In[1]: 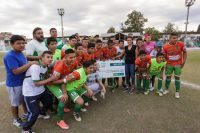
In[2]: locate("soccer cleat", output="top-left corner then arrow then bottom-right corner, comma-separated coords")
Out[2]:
57,120 -> 69,130
92,96 -> 98,101
64,108 -> 71,113
73,112 -> 82,122
80,108 -> 87,112
38,114 -> 50,119
175,92 -> 180,99
13,118 -> 22,128
158,92 -> 163,96
144,90 -> 150,95
150,87 -> 155,91
163,90 -> 169,95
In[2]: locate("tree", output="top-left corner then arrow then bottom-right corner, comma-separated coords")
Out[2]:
107,27 -> 116,33
121,10 -> 148,33
197,24 -> 200,33
144,27 -> 161,41
163,23 -> 176,33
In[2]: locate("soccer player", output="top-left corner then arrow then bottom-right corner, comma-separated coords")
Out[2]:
46,37 -> 65,62
82,42 -> 96,62
26,27 -> 48,61
135,50 -> 151,95
162,33 -> 187,98
65,60 -> 94,122
149,53 -> 166,96
47,49 -> 78,129
86,59 -> 106,101
62,35 -> 77,50
102,40 -> 117,92
135,38 -> 146,58
22,51 -> 58,133
75,43 -> 84,67
81,37 -> 88,52
3,35 -> 37,128
94,39 -> 104,61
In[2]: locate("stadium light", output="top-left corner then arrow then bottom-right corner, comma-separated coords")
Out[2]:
184,0 -> 195,38
57,8 -> 65,39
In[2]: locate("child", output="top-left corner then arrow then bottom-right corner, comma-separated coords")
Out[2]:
95,39 -> 104,61
75,43 -> 84,67
149,53 -> 166,96
22,51 -> 58,133
135,50 -> 151,95
65,60 -> 94,122
3,35 -> 37,128
86,59 -> 106,101
46,37 -> 65,62
135,37 -> 145,58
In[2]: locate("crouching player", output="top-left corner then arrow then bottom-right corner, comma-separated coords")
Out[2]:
65,60 -> 94,121
86,59 -> 106,101
149,53 -> 166,96
135,50 -> 151,95
22,51 -> 58,133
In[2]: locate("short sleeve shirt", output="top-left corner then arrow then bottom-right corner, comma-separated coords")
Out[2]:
4,50 -> 28,87
144,41 -> 156,55
103,47 -> 117,60
135,55 -> 151,68
86,72 -> 101,86
149,58 -> 166,75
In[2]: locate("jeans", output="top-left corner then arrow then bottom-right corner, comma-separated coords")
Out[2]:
125,64 -> 135,86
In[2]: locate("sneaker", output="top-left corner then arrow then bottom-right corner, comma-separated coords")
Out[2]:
175,92 -> 180,99
13,118 -> 22,128
92,96 -> 98,101
57,120 -> 69,130
73,112 -> 82,122
84,102 -> 89,106
163,90 -> 169,95
144,90 -> 150,95
150,87 -> 154,91
64,108 -> 71,113
158,92 -> 163,96
38,114 -> 50,119
80,108 -> 87,112
123,85 -> 129,92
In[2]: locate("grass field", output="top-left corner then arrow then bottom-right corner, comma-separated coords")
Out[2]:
0,50 -> 200,133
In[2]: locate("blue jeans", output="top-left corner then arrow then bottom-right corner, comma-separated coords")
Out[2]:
125,64 -> 135,86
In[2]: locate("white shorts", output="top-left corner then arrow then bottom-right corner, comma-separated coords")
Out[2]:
6,86 -> 24,107
87,83 -> 101,95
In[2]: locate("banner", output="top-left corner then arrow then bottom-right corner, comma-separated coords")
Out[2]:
97,60 -> 125,78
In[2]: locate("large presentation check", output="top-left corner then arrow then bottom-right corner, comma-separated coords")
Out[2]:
97,60 -> 125,78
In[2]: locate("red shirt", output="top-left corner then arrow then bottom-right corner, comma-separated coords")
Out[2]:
103,47 -> 117,60
94,48 -> 104,60
82,52 -> 95,62
163,42 -> 186,66
135,55 -> 151,68
53,59 -> 78,77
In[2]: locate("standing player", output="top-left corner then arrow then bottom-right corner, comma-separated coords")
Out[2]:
162,33 -> 187,98
82,43 -> 96,62
62,35 -> 77,51
3,35 -> 37,128
95,39 -> 104,61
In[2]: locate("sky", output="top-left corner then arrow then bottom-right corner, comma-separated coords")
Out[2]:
0,0 -> 199,38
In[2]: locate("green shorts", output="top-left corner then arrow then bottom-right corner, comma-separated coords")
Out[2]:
47,85 -> 63,99
67,88 -> 87,102
165,65 -> 182,77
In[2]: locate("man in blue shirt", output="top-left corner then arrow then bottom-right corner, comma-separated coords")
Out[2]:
3,35 -> 37,128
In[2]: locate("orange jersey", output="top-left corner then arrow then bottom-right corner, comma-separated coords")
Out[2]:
94,48 -> 104,60
82,52 -> 95,62
53,59 -> 78,77
103,47 -> 117,60
163,42 -> 186,66
135,55 -> 151,68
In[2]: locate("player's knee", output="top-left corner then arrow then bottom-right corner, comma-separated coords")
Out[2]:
76,97 -> 84,105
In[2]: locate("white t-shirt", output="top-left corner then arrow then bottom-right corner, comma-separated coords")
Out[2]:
25,39 -> 48,56
23,64 -> 47,96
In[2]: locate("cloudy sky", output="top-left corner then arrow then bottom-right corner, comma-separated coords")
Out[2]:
0,0 -> 199,38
